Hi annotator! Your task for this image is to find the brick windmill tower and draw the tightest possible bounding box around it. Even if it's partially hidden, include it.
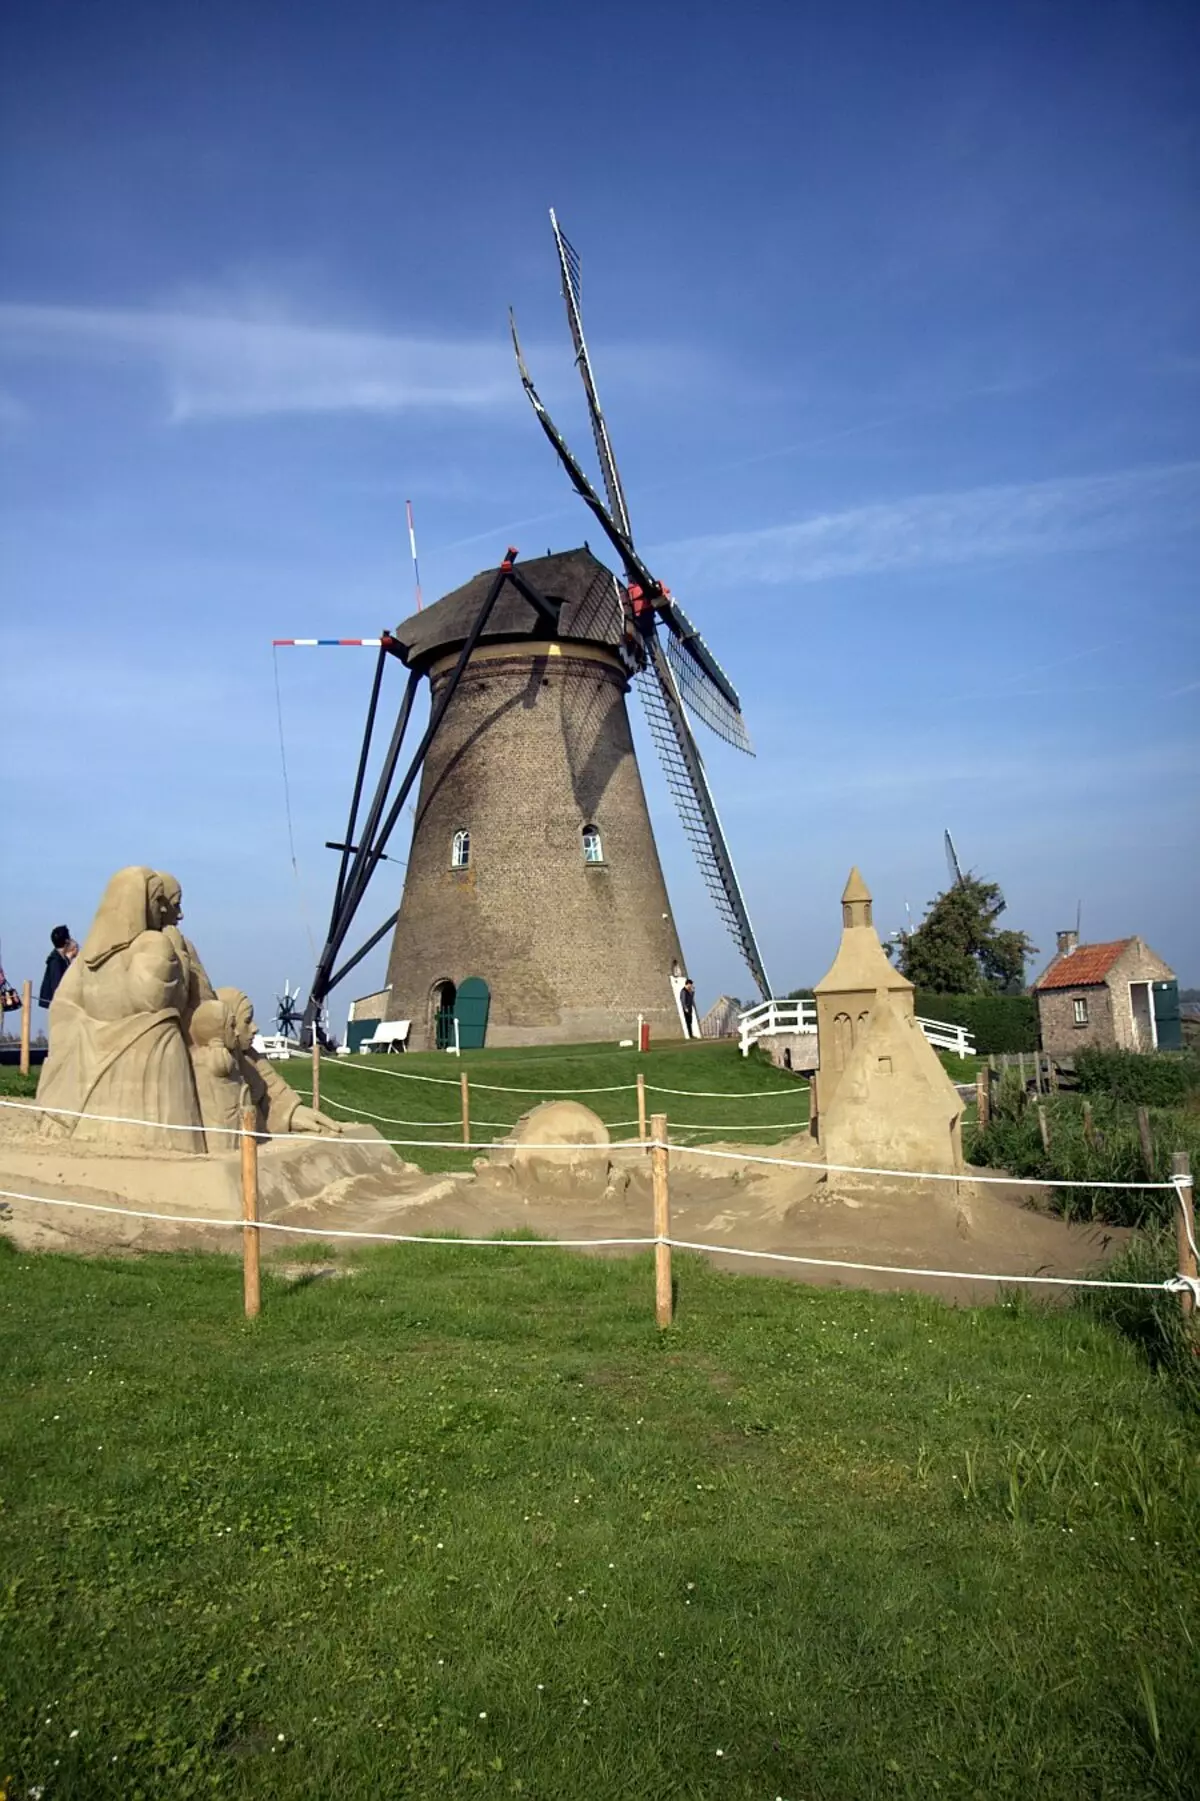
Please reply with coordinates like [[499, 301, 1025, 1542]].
[[382, 548, 686, 1047], [305, 215, 770, 1050]]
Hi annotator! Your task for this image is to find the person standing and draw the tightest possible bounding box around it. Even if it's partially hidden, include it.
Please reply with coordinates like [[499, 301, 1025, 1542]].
[[38, 925, 77, 1009], [681, 977, 697, 1039]]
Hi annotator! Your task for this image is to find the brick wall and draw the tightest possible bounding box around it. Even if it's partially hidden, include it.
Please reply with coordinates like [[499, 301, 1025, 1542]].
[[1037, 939, 1175, 1056], [1036, 985, 1115, 1058], [384, 644, 687, 1048], [1104, 940, 1176, 1051]]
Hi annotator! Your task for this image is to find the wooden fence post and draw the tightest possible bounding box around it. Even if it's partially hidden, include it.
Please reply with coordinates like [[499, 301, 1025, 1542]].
[[241, 1107, 261, 1320], [1136, 1106, 1154, 1178], [975, 1069, 990, 1132], [460, 1071, 471, 1146], [1083, 1101, 1098, 1150], [1036, 1103, 1050, 1153], [1172, 1151, 1195, 1323], [651, 1112, 672, 1328], [637, 1071, 647, 1144], [19, 980, 32, 1077]]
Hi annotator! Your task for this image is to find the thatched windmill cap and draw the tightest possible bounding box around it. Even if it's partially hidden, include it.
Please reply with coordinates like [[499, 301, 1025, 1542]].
[[390, 546, 624, 670]]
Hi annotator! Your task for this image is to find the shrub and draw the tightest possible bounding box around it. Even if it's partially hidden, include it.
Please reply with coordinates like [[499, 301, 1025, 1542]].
[[967, 1091, 1200, 1229], [1074, 1048, 1200, 1106], [915, 992, 1038, 1054]]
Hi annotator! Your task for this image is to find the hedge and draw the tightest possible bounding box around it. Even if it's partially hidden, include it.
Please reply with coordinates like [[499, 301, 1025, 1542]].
[[1074, 1048, 1200, 1106], [914, 992, 1038, 1054]]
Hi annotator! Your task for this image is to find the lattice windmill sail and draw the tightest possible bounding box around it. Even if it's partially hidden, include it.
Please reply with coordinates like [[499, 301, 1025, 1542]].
[[275, 980, 301, 1039], [510, 210, 770, 999]]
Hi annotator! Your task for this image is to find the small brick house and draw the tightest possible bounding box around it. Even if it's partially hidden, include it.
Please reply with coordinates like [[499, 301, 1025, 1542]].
[[1032, 931, 1179, 1057]]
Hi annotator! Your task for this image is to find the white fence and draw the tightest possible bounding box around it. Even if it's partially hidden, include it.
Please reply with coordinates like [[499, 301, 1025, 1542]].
[[738, 999, 974, 1059]]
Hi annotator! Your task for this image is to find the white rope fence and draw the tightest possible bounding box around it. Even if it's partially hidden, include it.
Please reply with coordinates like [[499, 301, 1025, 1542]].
[[2, 1097, 1195, 1316], [1, 1185, 1196, 1305], [284, 1088, 811, 1135], [0, 1096, 1187, 1192], [331, 1059, 808, 1101]]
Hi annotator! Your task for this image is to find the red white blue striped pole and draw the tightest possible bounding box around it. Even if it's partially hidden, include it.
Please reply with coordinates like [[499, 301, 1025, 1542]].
[[272, 639, 384, 647], [406, 498, 424, 613]]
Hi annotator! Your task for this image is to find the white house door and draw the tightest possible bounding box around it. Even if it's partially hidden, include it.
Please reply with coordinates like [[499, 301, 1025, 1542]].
[[1129, 982, 1156, 1051]]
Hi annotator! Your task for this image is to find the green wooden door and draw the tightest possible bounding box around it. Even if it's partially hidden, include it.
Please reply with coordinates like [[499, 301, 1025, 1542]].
[[347, 1017, 381, 1053], [455, 977, 490, 1050], [1152, 981, 1182, 1052]]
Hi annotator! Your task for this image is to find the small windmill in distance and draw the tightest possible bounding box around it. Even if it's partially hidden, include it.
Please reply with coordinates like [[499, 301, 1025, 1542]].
[[944, 829, 967, 888], [275, 980, 301, 1040]]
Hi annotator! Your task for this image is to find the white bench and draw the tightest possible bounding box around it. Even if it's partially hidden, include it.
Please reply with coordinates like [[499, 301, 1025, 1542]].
[[362, 1020, 411, 1054]]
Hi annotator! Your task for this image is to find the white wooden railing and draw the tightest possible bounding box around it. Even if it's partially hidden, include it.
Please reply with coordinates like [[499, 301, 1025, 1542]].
[[738, 1000, 974, 1059], [737, 999, 816, 1055], [914, 1015, 976, 1057]]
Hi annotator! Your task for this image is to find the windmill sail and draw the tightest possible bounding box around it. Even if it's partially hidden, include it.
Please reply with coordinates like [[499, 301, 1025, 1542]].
[[550, 209, 633, 540], [513, 216, 771, 999], [638, 642, 770, 998], [661, 606, 753, 752], [944, 829, 965, 887]]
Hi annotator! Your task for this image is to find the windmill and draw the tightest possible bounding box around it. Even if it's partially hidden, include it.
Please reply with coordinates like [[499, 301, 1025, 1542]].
[[301, 213, 770, 1049], [944, 829, 966, 888], [507, 209, 770, 1000], [275, 980, 301, 1040]]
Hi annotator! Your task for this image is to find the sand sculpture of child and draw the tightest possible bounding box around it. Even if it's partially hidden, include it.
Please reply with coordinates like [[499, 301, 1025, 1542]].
[[188, 988, 344, 1143]]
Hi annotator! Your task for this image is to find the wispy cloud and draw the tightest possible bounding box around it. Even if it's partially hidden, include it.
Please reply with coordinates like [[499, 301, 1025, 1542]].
[[0, 300, 523, 420], [654, 462, 1200, 585], [0, 387, 27, 434], [0, 296, 699, 424]]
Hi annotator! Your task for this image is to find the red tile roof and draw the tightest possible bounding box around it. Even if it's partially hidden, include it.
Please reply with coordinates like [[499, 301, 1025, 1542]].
[[1034, 939, 1134, 991]]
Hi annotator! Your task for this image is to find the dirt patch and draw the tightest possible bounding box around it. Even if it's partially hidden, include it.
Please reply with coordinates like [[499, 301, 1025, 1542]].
[[0, 1112, 1132, 1303]]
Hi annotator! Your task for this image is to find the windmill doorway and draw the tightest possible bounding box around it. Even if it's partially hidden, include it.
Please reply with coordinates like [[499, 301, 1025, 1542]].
[[431, 980, 457, 1050]]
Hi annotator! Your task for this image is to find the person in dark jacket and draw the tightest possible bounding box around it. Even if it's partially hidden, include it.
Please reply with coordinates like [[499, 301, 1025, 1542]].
[[680, 977, 697, 1038], [38, 925, 76, 1009]]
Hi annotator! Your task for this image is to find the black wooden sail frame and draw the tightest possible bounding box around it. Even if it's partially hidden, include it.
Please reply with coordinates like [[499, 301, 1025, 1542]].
[[304, 549, 562, 1031]]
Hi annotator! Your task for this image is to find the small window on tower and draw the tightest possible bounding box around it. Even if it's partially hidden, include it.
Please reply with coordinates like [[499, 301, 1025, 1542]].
[[1073, 996, 1089, 1026], [451, 829, 470, 870], [582, 825, 604, 864]]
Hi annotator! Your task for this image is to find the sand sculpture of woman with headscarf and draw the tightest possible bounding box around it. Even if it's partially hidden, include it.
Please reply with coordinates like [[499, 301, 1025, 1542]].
[[37, 866, 208, 1152]]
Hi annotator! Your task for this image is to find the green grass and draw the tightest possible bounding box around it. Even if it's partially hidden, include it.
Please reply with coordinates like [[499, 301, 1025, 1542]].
[[0, 1066, 39, 1099], [284, 1040, 810, 1173], [2, 1242, 1198, 1799]]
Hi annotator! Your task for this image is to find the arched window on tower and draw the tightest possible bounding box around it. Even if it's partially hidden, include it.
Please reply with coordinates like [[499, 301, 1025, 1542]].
[[582, 824, 604, 865], [451, 829, 470, 870]]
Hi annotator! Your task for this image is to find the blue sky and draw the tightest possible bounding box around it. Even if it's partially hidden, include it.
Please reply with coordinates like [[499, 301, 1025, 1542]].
[[2, 0, 1197, 1033]]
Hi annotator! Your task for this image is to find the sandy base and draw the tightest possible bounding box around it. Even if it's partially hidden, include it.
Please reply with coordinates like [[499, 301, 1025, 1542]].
[[0, 1112, 1129, 1302]]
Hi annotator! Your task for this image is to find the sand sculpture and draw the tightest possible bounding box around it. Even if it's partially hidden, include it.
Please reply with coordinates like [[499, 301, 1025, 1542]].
[[36, 867, 342, 1153], [813, 869, 963, 1179], [191, 988, 344, 1143], [487, 1100, 618, 1202]]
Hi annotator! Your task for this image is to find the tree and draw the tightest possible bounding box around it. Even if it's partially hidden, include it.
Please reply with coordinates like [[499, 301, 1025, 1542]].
[[899, 876, 1036, 995]]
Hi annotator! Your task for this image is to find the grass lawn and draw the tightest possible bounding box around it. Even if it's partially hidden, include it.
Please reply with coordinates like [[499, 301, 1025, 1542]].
[[2, 1241, 1197, 1799], [279, 1040, 812, 1173]]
